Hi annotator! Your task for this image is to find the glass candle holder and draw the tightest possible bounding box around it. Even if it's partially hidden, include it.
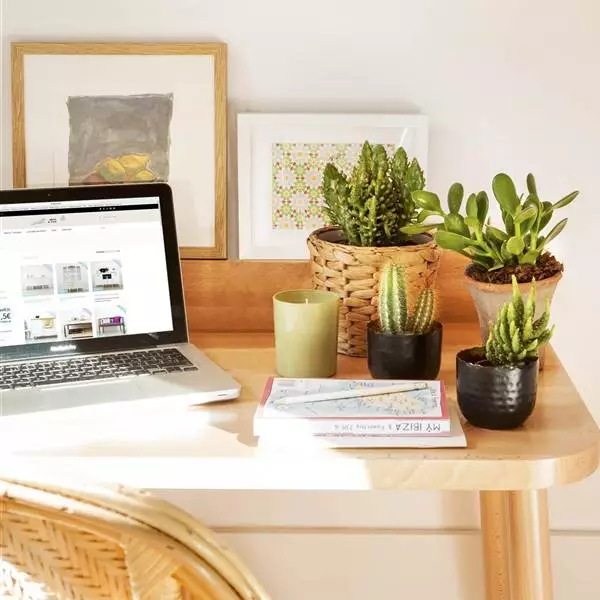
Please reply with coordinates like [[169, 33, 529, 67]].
[[273, 289, 340, 378]]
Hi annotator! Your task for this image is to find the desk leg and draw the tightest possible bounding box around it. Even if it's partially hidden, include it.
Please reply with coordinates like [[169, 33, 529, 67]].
[[508, 490, 553, 600], [480, 491, 511, 600]]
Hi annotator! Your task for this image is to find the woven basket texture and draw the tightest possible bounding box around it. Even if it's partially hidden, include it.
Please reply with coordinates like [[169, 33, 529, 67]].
[[307, 226, 442, 357], [0, 471, 271, 600]]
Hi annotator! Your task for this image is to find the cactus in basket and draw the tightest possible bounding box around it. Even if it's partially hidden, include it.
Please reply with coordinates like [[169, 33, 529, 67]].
[[322, 141, 425, 247], [378, 263, 436, 335], [403, 173, 579, 271], [485, 275, 554, 366]]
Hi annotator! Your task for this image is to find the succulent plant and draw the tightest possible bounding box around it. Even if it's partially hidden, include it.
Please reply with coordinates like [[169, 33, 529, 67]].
[[378, 262, 436, 335], [402, 173, 579, 271], [484, 275, 554, 366], [322, 141, 425, 247]]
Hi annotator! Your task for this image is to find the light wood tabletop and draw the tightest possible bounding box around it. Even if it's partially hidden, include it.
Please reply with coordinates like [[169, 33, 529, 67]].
[[3, 323, 597, 492], [196, 323, 599, 491], [2, 322, 598, 600]]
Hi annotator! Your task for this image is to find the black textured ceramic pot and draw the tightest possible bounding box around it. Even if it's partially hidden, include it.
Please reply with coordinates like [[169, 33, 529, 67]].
[[456, 348, 538, 430], [367, 322, 443, 380]]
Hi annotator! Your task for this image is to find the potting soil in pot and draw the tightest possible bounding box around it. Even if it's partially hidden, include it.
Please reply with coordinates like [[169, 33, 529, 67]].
[[466, 252, 563, 285]]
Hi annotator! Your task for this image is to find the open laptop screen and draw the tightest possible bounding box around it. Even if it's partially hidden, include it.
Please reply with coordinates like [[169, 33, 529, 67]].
[[0, 184, 186, 361]]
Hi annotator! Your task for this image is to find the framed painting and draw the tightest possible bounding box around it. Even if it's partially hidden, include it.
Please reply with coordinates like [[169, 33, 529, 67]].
[[237, 113, 428, 260], [11, 42, 228, 259]]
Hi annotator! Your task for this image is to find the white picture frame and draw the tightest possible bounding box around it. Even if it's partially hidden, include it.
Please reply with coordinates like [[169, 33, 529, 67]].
[[237, 113, 429, 260]]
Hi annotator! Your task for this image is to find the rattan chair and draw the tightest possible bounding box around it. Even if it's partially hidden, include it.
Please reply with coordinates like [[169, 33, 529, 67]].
[[0, 468, 271, 600]]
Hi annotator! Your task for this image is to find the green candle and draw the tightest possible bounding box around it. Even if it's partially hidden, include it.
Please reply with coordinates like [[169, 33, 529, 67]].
[[273, 289, 340, 378]]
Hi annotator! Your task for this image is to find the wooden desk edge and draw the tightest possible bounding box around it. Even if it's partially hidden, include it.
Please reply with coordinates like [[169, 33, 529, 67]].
[[482, 442, 600, 490], [4, 324, 596, 494], [193, 328, 600, 491]]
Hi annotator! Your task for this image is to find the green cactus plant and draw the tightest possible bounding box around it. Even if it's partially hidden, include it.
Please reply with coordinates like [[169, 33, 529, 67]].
[[378, 262, 437, 335], [484, 275, 554, 366], [322, 141, 425, 247], [412, 288, 436, 335], [402, 173, 579, 272]]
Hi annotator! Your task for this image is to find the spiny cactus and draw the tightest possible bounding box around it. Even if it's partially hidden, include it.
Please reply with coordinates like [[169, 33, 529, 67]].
[[378, 262, 408, 334], [378, 263, 436, 335], [322, 141, 425, 247], [485, 275, 555, 366], [412, 288, 436, 334]]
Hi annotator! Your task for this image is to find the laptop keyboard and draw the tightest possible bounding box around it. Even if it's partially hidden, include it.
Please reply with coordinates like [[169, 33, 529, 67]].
[[0, 348, 198, 391]]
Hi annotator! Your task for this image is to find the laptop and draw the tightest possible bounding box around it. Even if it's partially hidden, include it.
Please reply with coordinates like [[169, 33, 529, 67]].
[[0, 182, 241, 418]]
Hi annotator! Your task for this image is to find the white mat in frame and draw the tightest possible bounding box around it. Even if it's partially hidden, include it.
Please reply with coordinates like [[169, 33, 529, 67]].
[[237, 113, 429, 260]]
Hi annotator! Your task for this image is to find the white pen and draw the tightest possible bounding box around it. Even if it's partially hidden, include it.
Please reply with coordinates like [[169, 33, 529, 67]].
[[272, 382, 430, 405]]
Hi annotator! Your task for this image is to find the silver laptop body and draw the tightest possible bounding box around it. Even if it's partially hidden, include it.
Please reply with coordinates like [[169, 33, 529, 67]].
[[0, 183, 240, 418]]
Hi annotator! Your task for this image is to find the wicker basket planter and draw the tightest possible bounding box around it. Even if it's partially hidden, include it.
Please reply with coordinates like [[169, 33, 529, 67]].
[[307, 226, 442, 357]]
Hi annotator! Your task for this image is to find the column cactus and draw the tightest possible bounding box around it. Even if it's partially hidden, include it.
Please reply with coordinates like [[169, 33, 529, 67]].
[[485, 275, 554, 366], [378, 262, 409, 334], [412, 288, 436, 334], [378, 263, 437, 335]]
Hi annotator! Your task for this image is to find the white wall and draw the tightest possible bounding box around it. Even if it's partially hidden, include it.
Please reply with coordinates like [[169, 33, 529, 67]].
[[1, 1, 599, 597]]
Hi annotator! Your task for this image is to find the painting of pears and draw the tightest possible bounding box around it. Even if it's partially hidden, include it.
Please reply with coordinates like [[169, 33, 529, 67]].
[[82, 153, 160, 184], [67, 93, 173, 185]]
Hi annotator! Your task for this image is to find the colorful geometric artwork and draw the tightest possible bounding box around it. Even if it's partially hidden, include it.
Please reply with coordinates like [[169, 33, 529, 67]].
[[271, 142, 396, 230]]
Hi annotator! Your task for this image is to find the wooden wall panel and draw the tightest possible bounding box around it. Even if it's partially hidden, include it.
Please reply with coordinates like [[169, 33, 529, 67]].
[[182, 251, 477, 333]]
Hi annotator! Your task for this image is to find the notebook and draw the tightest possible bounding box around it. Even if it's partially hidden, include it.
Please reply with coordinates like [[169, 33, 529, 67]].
[[254, 377, 455, 439]]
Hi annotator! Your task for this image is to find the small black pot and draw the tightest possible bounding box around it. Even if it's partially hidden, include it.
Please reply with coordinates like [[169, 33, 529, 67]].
[[456, 348, 538, 430], [367, 321, 443, 380]]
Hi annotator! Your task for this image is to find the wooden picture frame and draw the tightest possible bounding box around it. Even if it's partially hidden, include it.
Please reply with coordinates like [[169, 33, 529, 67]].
[[11, 42, 228, 259], [237, 113, 428, 260]]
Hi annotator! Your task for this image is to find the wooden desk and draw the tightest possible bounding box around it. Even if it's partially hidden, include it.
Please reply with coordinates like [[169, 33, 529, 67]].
[[3, 323, 598, 600]]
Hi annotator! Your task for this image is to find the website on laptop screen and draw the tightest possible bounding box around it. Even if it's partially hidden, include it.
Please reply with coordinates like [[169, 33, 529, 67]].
[[0, 196, 173, 348]]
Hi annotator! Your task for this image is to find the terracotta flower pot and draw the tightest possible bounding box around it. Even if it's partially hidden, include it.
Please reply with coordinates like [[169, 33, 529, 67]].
[[307, 226, 442, 357], [463, 271, 562, 369]]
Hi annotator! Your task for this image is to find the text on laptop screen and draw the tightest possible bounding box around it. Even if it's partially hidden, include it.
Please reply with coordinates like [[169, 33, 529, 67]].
[[0, 196, 173, 347]]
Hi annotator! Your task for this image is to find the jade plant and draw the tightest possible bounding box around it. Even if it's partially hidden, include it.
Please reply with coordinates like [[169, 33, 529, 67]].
[[484, 275, 554, 366], [378, 262, 436, 335], [402, 173, 579, 271], [322, 141, 425, 247]]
